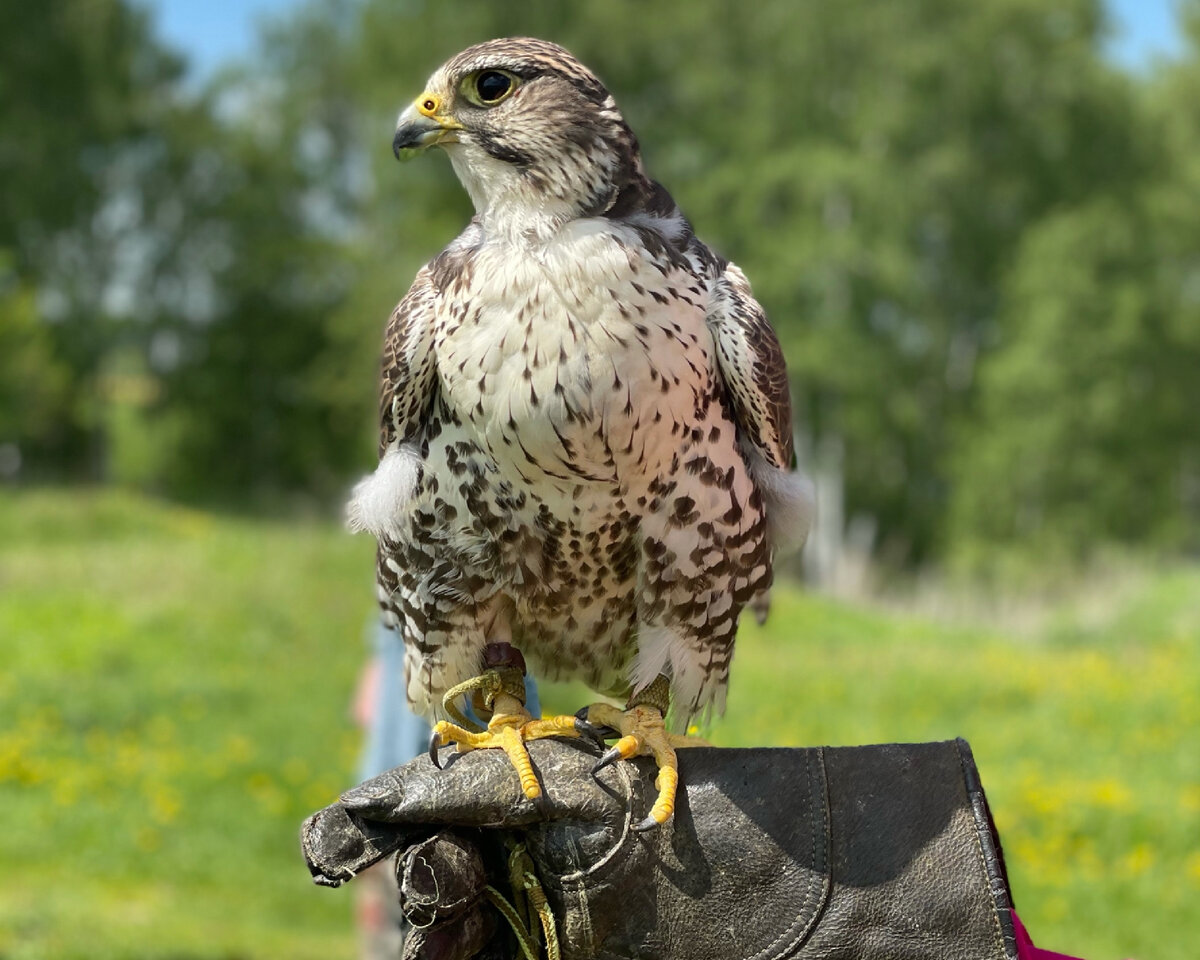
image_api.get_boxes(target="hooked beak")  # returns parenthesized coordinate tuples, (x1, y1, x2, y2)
(392, 99, 462, 160)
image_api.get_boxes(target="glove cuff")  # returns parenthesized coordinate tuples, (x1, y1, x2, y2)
(535, 739, 1016, 960)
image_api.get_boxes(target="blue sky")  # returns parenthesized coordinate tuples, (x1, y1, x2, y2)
(145, 0, 1184, 79)
(1107, 0, 1184, 67)
(145, 0, 295, 77)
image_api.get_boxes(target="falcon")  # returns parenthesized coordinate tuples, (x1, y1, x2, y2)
(349, 38, 813, 829)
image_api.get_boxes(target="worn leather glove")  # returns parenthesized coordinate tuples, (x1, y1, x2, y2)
(302, 737, 1019, 960)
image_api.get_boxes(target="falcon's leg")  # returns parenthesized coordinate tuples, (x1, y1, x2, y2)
(429, 642, 593, 800)
(585, 675, 709, 831)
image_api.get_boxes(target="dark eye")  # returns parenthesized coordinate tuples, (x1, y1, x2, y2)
(476, 71, 512, 104)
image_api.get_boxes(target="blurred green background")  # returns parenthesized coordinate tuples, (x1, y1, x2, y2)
(1, 1, 1197, 957)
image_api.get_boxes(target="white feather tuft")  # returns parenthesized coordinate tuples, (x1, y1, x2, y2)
(748, 452, 816, 557)
(630, 624, 680, 696)
(630, 624, 726, 731)
(346, 443, 421, 540)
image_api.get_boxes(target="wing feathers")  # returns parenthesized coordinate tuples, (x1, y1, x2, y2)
(707, 262, 794, 469)
(378, 266, 439, 453)
(707, 261, 814, 556)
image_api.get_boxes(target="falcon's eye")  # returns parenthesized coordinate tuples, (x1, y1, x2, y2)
(462, 69, 518, 107)
(476, 71, 511, 102)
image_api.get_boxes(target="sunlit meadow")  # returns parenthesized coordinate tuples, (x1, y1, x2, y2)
(0, 490, 1195, 959)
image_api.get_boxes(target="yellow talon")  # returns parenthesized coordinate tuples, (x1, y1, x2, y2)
(429, 669, 701, 825)
(430, 688, 581, 801)
(584, 679, 703, 830)
(500, 724, 542, 799)
(648, 764, 679, 825)
(524, 714, 584, 740)
(611, 734, 641, 761)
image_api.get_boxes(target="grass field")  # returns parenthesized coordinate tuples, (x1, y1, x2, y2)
(1, 488, 1196, 959)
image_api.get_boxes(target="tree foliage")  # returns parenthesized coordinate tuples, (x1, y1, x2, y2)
(951, 5, 1200, 563)
(0, 0, 183, 476)
(950, 197, 1200, 560)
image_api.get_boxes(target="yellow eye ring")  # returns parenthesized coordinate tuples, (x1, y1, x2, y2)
(460, 69, 519, 107)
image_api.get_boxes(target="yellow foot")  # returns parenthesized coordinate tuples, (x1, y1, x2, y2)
(430, 707, 584, 801)
(585, 696, 707, 832)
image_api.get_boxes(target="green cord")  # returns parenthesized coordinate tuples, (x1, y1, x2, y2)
(438, 666, 528, 733)
(439, 674, 494, 732)
(484, 885, 542, 960)
(485, 842, 561, 960)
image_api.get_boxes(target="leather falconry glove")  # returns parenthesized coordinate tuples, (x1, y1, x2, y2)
(302, 737, 1020, 960)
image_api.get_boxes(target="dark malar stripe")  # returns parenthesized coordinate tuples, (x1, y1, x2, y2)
(474, 132, 536, 167)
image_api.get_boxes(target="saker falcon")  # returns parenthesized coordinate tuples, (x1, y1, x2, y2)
(348, 38, 813, 829)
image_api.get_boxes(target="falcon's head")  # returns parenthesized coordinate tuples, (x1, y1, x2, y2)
(393, 38, 645, 230)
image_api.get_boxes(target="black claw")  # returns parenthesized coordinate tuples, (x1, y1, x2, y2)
(573, 717, 601, 743)
(573, 717, 613, 747)
(574, 707, 618, 746)
(633, 815, 662, 833)
(428, 730, 444, 769)
(591, 745, 623, 777)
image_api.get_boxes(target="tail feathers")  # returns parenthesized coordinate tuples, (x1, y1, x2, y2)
(749, 589, 771, 625)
